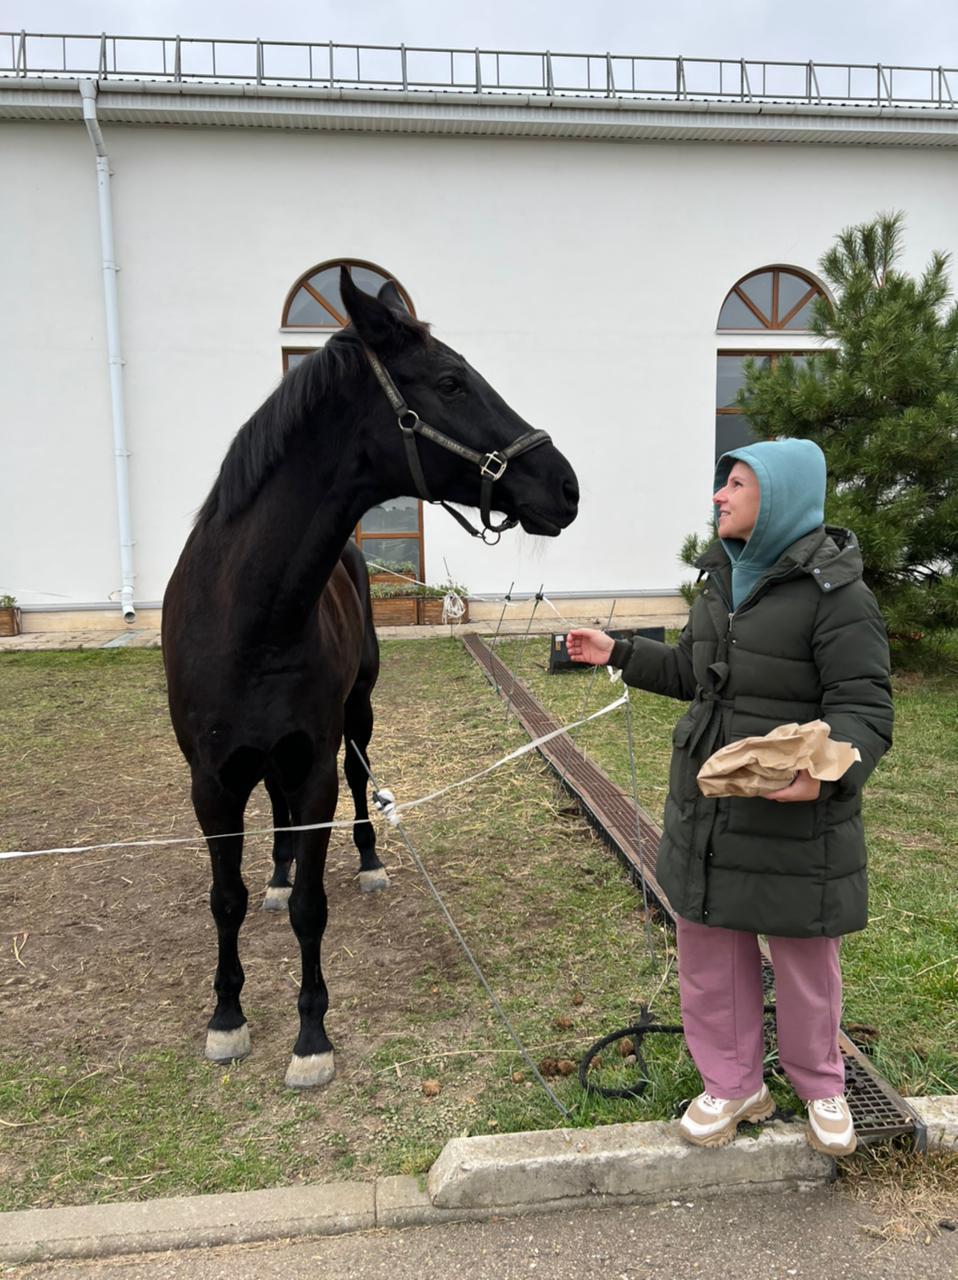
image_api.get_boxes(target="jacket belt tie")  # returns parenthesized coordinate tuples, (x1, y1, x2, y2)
(688, 662, 734, 759)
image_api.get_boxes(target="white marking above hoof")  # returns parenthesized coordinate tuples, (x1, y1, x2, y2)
(285, 1051, 335, 1089)
(359, 868, 390, 893)
(205, 1024, 251, 1063)
(262, 885, 293, 911)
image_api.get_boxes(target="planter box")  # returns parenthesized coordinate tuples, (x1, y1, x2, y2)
(0, 606, 21, 637)
(370, 596, 470, 626)
(371, 597, 419, 626)
(417, 597, 469, 625)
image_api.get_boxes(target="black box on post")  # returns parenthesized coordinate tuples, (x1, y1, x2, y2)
(548, 627, 666, 674)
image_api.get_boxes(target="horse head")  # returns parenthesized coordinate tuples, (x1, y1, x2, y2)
(339, 268, 579, 540)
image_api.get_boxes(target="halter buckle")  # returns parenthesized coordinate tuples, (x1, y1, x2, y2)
(479, 451, 508, 481)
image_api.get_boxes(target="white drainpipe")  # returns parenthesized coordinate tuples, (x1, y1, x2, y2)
(79, 79, 136, 622)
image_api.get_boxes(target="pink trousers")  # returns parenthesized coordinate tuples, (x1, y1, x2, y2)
(676, 916, 845, 1101)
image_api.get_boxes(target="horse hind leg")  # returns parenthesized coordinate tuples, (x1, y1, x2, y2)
(285, 756, 338, 1089)
(262, 769, 295, 912)
(344, 688, 388, 893)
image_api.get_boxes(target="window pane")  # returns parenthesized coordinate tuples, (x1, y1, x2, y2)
(288, 288, 337, 326)
(310, 268, 347, 321)
(782, 298, 816, 329)
(777, 272, 815, 318)
(360, 496, 420, 533)
(716, 355, 769, 409)
(351, 265, 391, 297)
(718, 291, 764, 329)
(285, 351, 309, 370)
(739, 272, 773, 323)
(715, 413, 756, 460)
(361, 537, 421, 576)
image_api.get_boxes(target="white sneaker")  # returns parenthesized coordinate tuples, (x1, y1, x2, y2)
(806, 1095, 856, 1156)
(678, 1083, 775, 1148)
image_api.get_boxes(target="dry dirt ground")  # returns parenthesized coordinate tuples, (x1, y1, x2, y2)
(0, 641, 664, 1208)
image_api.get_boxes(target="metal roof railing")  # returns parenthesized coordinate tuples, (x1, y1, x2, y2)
(1, 31, 956, 110)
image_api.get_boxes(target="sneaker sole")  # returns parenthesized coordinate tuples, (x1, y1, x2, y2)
(679, 1095, 776, 1148)
(805, 1122, 857, 1158)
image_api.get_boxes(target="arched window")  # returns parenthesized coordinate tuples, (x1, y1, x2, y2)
(715, 266, 827, 459)
(717, 266, 824, 331)
(281, 259, 423, 579)
(283, 258, 416, 328)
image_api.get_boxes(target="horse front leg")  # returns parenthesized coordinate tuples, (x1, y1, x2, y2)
(262, 770, 296, 912)
(344, 688, 388, 894)
(284, 757, 338, 1089)
(192, 770, 252, 1064)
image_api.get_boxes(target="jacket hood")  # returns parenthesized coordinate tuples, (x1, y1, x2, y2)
(715, 439, 827, 609)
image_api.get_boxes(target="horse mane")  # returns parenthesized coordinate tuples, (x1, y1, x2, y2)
(195, 318, 429, 526)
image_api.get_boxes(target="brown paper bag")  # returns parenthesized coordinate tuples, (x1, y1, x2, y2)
(696, 720, 861, 798)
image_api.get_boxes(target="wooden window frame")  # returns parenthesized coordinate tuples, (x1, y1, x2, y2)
(717, 348, 814, 413)
(281, 257, 417, 330)
(718, 267, 824, 331)
(281, 345, 425, 581)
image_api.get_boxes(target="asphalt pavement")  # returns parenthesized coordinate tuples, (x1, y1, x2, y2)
(8, 1185, 957, 1280)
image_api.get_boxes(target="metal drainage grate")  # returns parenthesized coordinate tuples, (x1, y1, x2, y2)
(465, 635, 926, 1148)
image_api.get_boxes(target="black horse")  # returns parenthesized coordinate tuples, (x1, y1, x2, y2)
(162, 269, 579, 1088)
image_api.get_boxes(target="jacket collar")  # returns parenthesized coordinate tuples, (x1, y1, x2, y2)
(696, 525, 863, 594)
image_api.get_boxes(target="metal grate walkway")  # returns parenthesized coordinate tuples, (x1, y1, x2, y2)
(465, 634, 926, 1147)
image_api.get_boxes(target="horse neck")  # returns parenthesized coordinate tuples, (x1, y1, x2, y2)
(211, 402, 388, 643)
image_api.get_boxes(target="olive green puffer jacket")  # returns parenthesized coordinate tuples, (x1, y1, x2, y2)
(610, 526, 893, 938)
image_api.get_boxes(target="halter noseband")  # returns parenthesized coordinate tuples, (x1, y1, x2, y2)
(363, 345, 551, 546)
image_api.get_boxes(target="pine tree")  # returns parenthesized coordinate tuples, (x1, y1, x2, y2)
(740, 212, 958, 641)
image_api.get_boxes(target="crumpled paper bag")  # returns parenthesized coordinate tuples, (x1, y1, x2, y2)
(696, 720, 861, 798)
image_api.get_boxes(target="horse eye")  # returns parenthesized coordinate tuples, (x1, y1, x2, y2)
(437, 375, 464, 396)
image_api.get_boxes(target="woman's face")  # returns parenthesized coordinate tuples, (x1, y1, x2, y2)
(714, 460, 761, 541)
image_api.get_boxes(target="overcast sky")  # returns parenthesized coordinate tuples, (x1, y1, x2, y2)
(2, 0, 957, 69)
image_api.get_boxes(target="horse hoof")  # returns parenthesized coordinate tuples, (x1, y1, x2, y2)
(205, 1024, 251, 1063)
(359, 868, 390, 893)
(262, 886, 292, 911)
(285, 1051, 336, 1089)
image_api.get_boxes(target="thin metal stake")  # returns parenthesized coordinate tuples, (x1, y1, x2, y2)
(569, 599, 616, 749)
(503, 585, 543, 723)
(623, 693, 657, 964)
(349, 741, 571, 1121)
(488, 580, 514, 694)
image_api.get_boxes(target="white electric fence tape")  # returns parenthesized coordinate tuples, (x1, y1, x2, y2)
(0, 690, 629, 864)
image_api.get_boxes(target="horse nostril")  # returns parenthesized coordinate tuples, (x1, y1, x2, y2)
(563, 478, 580, 507)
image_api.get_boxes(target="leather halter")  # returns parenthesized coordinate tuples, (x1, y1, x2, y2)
(363, 345, 551, 545)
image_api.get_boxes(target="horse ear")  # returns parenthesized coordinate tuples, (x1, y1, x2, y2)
(377, 279, 409, 315)
(340, 265, 404, 351)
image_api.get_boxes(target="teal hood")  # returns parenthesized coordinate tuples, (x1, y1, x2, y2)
(715, 439, 827, 610)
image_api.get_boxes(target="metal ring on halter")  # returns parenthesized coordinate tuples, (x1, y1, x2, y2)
(481, 528, 503, 546)
(398, 409, 420, 432)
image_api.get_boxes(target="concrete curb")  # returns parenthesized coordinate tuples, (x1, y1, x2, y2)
(3, 1098, 952, 1266)
(908, 1095, 958, 1150)
(0, 1117, 832, 1266)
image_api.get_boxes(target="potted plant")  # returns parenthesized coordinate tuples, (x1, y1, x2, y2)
(0, 594, 21, 637)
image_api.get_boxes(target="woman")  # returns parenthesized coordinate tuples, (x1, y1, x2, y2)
(566, 439, 893, 1155)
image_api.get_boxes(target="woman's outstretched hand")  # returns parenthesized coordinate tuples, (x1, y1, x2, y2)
(765, 768, 822, 803)
(565, 628, 615, 666)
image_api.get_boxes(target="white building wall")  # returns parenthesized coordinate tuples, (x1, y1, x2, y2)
(3, 117, 958, 608)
